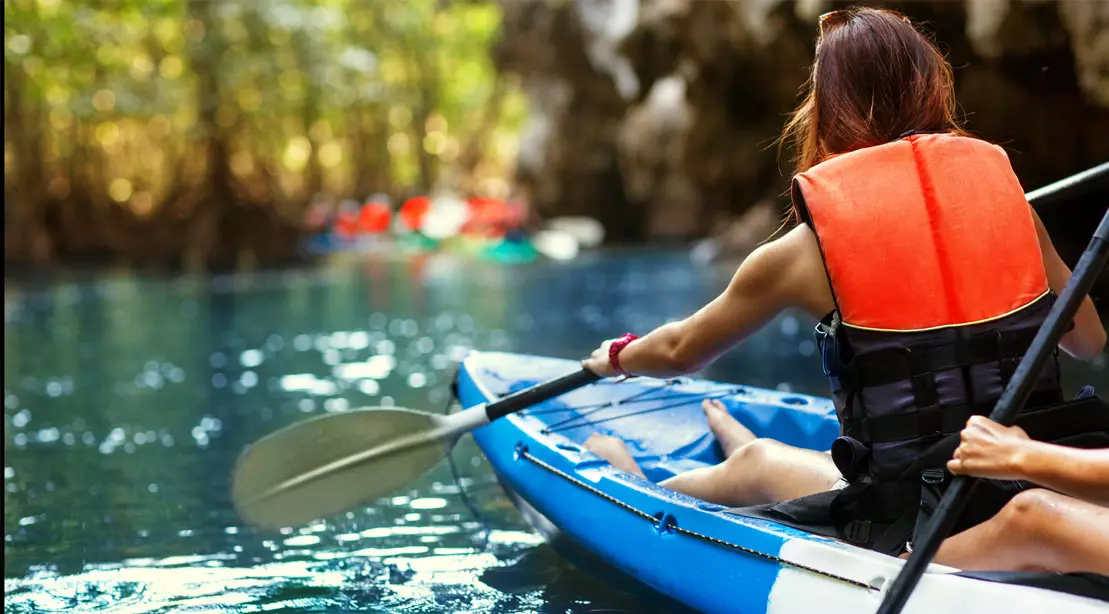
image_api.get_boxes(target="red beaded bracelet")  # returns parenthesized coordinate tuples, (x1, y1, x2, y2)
(608, 333, 639, 377)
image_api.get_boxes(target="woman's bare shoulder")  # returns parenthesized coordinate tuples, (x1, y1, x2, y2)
(763, 225, 835, 318)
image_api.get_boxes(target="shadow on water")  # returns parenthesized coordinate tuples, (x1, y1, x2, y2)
(4, 249, 1107, 613)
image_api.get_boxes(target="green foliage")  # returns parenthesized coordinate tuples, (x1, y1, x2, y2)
(3, 0, 523, 266)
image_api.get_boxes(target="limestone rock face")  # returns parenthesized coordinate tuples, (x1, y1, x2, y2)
(496, 0, 1109, 248)
(1059, 1, 1109, 107)
(616, 75, 699, 238)
(494, 0, 638, 240)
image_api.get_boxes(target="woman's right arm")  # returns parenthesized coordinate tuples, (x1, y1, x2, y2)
(1031, 208, 1106, 359)
(581, 225, 828, 379)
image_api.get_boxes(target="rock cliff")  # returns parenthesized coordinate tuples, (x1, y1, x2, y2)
(495, 0, 1109, 249)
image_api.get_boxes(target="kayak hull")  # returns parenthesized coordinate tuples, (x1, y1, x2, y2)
(457, 351, 1109, 614)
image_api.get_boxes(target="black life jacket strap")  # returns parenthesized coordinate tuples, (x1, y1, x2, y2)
(842, 388, 1065, 444)
(1011, 394, 1109, 443)
(829, 479, 921, 556)
(850, 324, 1041, 389)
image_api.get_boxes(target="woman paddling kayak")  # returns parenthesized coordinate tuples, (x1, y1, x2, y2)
(580, 6, 1108, 563)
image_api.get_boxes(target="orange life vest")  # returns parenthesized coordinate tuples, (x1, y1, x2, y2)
(793, 133, 1049, 331)
(787, 133, 1087, 556)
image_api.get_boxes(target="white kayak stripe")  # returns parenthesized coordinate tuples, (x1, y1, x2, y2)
(767, 537, 1109, 614)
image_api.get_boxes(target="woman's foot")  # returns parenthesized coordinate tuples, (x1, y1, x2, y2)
(584, 434, 647, 478)
(702, 399, 756, 457)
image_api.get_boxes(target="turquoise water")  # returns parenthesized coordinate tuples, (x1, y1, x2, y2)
(5, 250, 1107, 613)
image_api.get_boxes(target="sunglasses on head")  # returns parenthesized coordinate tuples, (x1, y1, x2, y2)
(818, 9, 911, 37)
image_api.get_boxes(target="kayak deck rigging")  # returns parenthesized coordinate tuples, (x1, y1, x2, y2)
(495, 372, 837, 485)
(533, 380, 750, 434)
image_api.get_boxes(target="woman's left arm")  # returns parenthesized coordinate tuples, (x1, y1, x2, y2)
(583, 225, 825, 378)
(948, 416, 1109, 505)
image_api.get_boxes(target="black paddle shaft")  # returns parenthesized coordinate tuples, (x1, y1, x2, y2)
(878, 206, 1109, 614)
(485, 368, 601, 421)
(1024, 161, 1109, 208)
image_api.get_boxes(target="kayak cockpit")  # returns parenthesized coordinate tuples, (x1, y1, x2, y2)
(461, 351, 839, 484)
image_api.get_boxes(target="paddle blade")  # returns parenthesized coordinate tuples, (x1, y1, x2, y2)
(230, 408, 452, 530)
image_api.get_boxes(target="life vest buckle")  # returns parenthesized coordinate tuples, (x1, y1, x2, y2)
(921, 468, 946, 485)
(816, 312, 847, 377)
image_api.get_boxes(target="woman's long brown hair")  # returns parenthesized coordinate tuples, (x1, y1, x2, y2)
(780, 7, 970, 176)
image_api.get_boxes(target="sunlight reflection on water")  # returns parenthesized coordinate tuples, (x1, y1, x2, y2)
(5, 250, 1106, 613)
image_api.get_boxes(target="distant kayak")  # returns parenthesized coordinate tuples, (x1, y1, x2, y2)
(301, 231, 567, 264)
(456, 351, 1109, 614)
(299, 195, 604, 264)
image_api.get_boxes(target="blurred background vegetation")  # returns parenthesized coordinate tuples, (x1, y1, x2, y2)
(5, 0, 1109, 285)
(4, 0, 527, 270)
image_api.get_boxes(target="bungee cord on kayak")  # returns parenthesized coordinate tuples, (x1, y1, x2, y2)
(517, 447, 882, 592)
(523, 377, 689, 416)
(539, 385, 748, 434)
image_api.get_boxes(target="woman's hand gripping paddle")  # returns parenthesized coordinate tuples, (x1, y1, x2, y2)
(230, 368, 599, 530)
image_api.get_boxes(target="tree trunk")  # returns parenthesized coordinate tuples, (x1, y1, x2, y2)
(187, 0, 234, 267)
(3, 58, 50, 263)
(408, 20, 439, 192)
(458, 73, 507, 177)
(295, 32, 323, 198)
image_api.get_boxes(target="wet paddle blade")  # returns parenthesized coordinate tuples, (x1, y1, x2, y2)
(230, 368, 597, 530)
(230, 408, 453, 530)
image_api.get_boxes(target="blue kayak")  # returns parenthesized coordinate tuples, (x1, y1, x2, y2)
(456, 351, 1109, 614)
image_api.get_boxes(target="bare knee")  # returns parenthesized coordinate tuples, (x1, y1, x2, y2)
(996, 490, 1063, 545)
(726, 438, 780, 469)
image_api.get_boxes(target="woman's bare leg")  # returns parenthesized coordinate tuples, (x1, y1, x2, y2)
(582, 399, 752, 476)
(659, 438, 840, 507)
(932, 489, 1109, 574)
(702, 399, 757, 457)
(582, 433, 647, 478)
(584, 400, 841, 508)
